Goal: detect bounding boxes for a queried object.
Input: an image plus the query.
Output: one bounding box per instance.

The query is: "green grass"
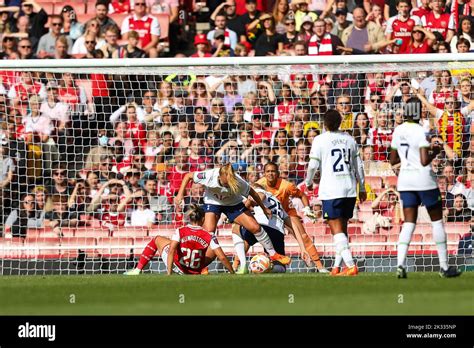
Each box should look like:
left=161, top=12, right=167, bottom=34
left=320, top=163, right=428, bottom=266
left=0, top=273, right=471, bottom=315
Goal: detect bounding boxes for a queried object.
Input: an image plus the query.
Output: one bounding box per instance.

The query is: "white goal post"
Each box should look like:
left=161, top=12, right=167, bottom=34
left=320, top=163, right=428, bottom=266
left=0, top=54, right=473, bottom=274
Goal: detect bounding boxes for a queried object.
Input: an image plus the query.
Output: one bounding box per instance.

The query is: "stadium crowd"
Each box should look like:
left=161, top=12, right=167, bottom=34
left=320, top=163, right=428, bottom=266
left=1, top=0, right=474, bottom=242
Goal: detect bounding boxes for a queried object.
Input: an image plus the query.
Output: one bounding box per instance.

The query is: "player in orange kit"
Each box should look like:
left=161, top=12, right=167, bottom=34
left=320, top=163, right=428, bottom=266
left=256, top=162, right=329, bottom=273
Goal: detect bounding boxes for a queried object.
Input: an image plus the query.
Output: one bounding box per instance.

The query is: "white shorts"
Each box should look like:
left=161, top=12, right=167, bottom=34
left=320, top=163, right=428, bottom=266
left=161, top=244, right=184, bottom=275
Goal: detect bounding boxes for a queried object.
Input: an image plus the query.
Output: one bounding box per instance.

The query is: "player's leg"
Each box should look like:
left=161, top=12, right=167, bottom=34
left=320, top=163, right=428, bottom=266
left=232, top=209, right=291, bottom=265
left=331, top=217, right=349, bottom=275
left=231, top=224, right=251, bottom=273
left=202, top=204, right=223, bottom=233
left=289, top=213, right=327, bottom=272
left=423, top=189, right=462, bottom=278
left=324, top=198, right=358, bottom=276
left=397, top=192, right=420, bottom=278
left=124, top=236, right=170, bottom=275
left=263, top=226, right=286, bottom=273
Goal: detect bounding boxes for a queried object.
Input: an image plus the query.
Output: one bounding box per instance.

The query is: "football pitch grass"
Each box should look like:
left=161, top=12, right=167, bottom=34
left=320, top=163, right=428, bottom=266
left=0, top=272, right=472, bottom=315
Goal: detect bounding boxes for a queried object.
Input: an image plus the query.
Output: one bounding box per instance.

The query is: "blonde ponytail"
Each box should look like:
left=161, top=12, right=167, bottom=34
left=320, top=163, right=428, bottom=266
left=219, top=163, right=240, bottom=194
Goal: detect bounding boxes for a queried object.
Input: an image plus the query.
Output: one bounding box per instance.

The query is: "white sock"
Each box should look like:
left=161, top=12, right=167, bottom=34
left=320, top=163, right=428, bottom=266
left=397, top=222, right=416, bottom=267
left=432, top=219, right=448, bottom=271
left=334, top=232, right=354, bottom=267
left=334, top=252, right=343, bottom=268
left=232, top=233, right=247, bottom=268
left=254, top=228, right=276, bottom=256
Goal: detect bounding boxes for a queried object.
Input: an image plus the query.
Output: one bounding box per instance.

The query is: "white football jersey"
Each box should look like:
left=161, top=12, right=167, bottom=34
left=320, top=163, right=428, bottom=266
left=252, top=188, right=288, bottom=233
left=308, top=131, right=362, bottom=200
left=193, top=168, right=250, bottom=206
left=391, top=122, right=438, bottom=191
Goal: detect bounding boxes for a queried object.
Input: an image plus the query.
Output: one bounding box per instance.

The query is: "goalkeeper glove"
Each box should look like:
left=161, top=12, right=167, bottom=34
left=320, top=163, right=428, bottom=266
left=303, top=206, right=317, bottom=223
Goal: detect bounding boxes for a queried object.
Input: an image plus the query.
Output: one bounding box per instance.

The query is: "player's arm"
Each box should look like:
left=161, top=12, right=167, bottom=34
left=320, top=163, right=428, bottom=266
left=305, top=156, right=320, bottom=189
left=214, top=246, right=235, bottom=274
left=174, top=172, right=194, bottom=206
left=352, top=145, right=366, bottom=202
left=167, top=240, right=179, bottom=275
left=389, top=148, right=400, bottom=166
left=284, top=216, right=312, bottom=265
left=420, top=144, right=441, bottom=166
left=249, top=187, right=272, bottom=219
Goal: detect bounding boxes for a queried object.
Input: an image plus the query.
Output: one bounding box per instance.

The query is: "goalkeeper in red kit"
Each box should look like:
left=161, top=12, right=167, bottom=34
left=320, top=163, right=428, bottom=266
left=124, top=204, right=234, bottom=275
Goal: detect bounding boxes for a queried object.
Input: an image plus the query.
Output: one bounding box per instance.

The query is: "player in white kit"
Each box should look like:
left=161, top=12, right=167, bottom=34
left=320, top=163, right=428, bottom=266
left=232, top=184, right=310, bottom=273
left=174, top=163, right=291, bottom=266
left=305, top=109, right=367, bottom=276
left=390, top=97, right=462, bottom=278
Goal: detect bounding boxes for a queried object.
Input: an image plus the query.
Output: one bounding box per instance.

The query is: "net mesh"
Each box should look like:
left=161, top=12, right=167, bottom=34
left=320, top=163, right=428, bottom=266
left=0, top=59, right=472, bottom=274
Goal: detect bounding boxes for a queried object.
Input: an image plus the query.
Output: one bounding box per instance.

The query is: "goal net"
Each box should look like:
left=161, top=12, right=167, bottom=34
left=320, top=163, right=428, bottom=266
left=0, top=55, right=473, bottom=274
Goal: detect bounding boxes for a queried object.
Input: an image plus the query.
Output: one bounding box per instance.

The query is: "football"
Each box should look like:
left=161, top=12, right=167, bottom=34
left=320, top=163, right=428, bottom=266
left=248, top=254, right=271, bottom=274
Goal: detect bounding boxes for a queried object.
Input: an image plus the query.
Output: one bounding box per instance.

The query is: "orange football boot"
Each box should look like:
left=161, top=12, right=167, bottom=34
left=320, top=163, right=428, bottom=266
left=270, top=253, right=291, bottom=265
left=330, top=267, right=341, bottom=276
left=335, top=265, right=358, bottom=276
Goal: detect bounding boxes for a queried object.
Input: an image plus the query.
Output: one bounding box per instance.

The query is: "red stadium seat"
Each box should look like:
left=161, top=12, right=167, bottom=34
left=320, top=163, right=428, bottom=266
left=26, top=228, right=63, bottom=239
left=386, top=234, right=422, bottom=251
left=444, top=222, right=470, bottom=235
left=24, top=237, right=61, bottom=259
left=357, top=210, right=373, bottom=222
left=75, top=227, right=111, bottom=238
left=0, top=237, right=24, bottom=259
left=378, top=224, right=401, bottom=235
left=76, top=13, right=94, bottom=24
left=313, top=235, right=334, bottom=253
left=96, top=237, right=134, bottom=258
left=365, top=176, right=383, bottom=190
left=413, top=223, right=432, bottom=235
left=60, top=237, right=96, bottom=258
left=347, top=224, right=362, bottom=235
left=110, top=13, right=129, bottom=28
left=112, top=227, right=149, bottom=237
left=132, top=237, right=150, bottom=257
left=148, top=227, right=175, bottom=238
left=305, top=223, right=327, bottom=236
left=349, top=235, right=386, bottom=254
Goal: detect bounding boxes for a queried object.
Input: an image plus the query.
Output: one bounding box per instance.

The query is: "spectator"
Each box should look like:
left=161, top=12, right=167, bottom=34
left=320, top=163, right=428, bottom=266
left=94, top=0, right=118, bottom=36
left=369, top=110, right=392, bottom=161
left=47, top=163, right=71, bottom=197
left=36, top=15, right=73, bottom=59
left=417, top=91, right=474, bottom=158
left=52, top=35, right=71, bottom=59
left=9, top=15, right=32, bottom=45
left=20, top=0, right=48, bottom=51
left=109, top=0, right=131, bottom=14
left=341, top=7, right=387, bottom=54
left=71, top=19, right=105, bottom=56
left=252, top=13, right=284, bottom=56
left=447, top=194, right=472, bottom=222
left=420, top=0, right=455, bottom=43
left=332, top=8, right=350, bottom=39
left=4, top=193, right=44, bottom=237
left=450, top=17, right=474, bottom=53
left=61, top=5, right=84, bottom=41
left=365, top=3, right=383, bottom=27
left=406, top=25, right=436, bottom=54
left=207, top=12, right=238, bottom=50
left=308, top=18, right=343, bottom=55
left=155, top=130, right=174, bottom=164
left=230, top=0, right=260, bottom=43
left=335, top=94, right=355, bottom=131
left=121, top=0, right=160, bottom=58
left=384, top=0, right=421, bottom=54
left=117, top=29, right=146, bottom=58
left=212, top=1, right=238, bottom=28
left=190, top=33, right=212, bottom=58
left=273, top=0, right=290, bottom=34
left=412, top=0, right=431, bottom=19
left=281, top=15, right=298, bottom=50
left=293, top=0, right=318, bottom=32
left=297, top=15, right=314, bottom=44
left=16, top=37, right=35, bottom=59
left=141, top=90, right=160, bottom=123
left=370, top=186, right=404, bottom=225
left=352, top=112, right=371, bottom=146
left=100, top=25, right=120, bottom=58
left=0, top=35, right=17, bottom=59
